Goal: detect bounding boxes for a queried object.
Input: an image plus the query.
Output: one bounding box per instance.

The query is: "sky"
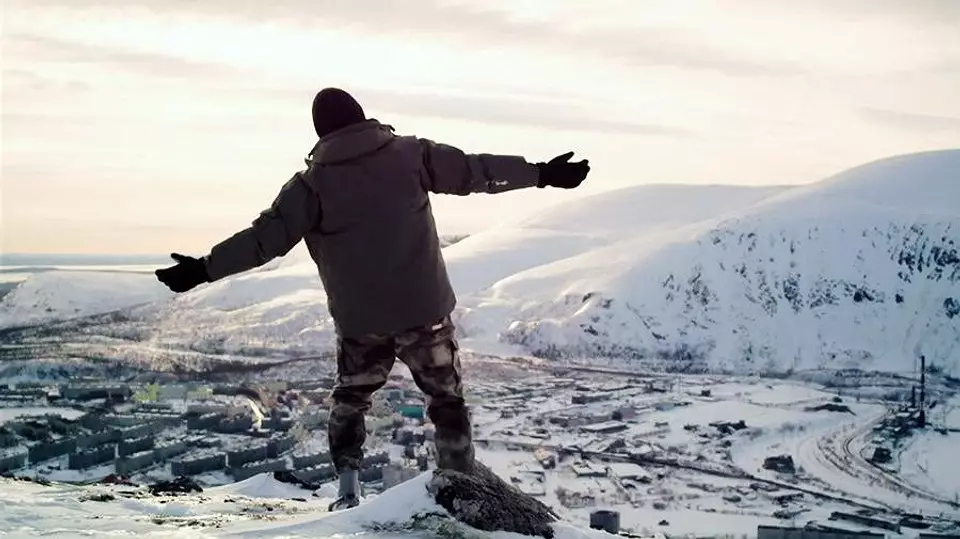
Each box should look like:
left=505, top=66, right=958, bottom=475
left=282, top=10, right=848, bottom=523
left=3, top=0, right=960, bottom=255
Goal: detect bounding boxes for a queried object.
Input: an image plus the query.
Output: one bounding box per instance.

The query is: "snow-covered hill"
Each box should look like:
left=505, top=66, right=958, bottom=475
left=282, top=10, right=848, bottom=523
left=2, top=150, right=957, bottom=376
left=0, top=270, right=172, bottom=328
left=492, top=150, right=960, bottom=374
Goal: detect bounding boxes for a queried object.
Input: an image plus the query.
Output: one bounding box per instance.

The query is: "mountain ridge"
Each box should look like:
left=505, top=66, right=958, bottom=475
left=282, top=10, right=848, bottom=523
left=1, top=150, right=957, bottom=376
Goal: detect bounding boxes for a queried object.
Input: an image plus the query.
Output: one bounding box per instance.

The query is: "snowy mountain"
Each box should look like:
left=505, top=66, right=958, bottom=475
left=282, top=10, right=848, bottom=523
left=492, top=150, right=960, bottom=374
left=1, top=150, right=957, bottom=376
left=0, top=269, right=172, bottom=329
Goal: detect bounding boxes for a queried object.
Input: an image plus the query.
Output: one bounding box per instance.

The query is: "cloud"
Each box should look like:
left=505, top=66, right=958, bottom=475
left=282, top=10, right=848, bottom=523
left=5, top=32, right=252, bottom=82
left=362, top=88, right=693, bottom=137
left=13, top=0, right=795, bottom=77
left=795, top=0, right=960, bottom=26
left=262, top=86, right=693, bottom=138
left=860, top=107, right=960, bottom=133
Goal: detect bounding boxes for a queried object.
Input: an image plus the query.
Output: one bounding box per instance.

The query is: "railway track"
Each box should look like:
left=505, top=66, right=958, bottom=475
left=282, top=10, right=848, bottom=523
left=813, top=410, right=959, bottom=512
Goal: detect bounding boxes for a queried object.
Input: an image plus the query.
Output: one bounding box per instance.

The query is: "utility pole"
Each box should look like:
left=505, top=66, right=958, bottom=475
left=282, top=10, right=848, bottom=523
left=919, top=354, right=927, bottom=428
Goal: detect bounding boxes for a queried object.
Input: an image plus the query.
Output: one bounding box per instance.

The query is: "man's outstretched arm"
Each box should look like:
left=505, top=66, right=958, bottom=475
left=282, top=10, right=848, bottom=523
left=418, top=138, right=590, bottom=195
left=156, top=170, right=321, bottom=293
left=203, top=171, right=321, bottom=281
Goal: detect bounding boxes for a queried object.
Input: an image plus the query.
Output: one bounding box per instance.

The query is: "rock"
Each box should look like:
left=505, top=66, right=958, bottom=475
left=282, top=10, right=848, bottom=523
left=272, top=470, right=321, bottom=491
left=149, top=476, right=202, bottom=496
left=427, top=460, right=558, bottom=538
left=80, top=492, right=115, bottom=502
left=101, top=474, right=135, bottom=486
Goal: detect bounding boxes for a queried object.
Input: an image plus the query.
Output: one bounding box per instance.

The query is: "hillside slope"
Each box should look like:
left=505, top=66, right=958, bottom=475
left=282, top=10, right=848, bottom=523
left=0, top=270, right=171, bottom=328
left=489, top=150, right=960, bottom=373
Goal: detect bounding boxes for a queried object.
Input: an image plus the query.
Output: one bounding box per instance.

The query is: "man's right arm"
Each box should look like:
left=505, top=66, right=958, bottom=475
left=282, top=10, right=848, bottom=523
left=417, top=138, right=540, bottom=195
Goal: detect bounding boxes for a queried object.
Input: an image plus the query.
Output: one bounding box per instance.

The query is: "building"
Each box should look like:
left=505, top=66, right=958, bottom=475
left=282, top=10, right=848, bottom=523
left=187, top=413, right=222, bottom=431
left=764, top=455, right=797, bottom=474
left=607, top=462, right=652, bottom=483
left=214, top=414, right=254, bottom=434
left=0, top=425, right=20, bottom=447
left=829, top=512, right=901, bottom=532
left=228, top=443, right=270, bottom=467
left=362, top=451, right=390, bottom=467
left=267, top=435, right=297, bottom=458
left=292, top=451, right=329, bottom=469
left=294, top=464, right=336, bottom=483
left=157, top=385, right=190, bottom=401
left=612, top=406, right=637, bottom=421
left=359, top=465, right=383, bottom=482
left=60, top=384, right=132, bottom=402
left=28, top=438, right=78, bottom=463
left=399, top=402, right=425, bottom=420
left=231, top=458, right=288, bottom=481
left=118, top=436, right=154, bottom=457
left=571, top=461, right=607, bottom=477
left=382, top=462, right=421, bottom=489
left=0, top=450, right=27, bottom=473
left=69, top=445, right=115, bottom=470
left=589, top=510, right=620, bottom=535
left=572, top=393, right=608, bottom=405
left=186, top=403, right=229, bottom=416
left=580, top=421, right=629, bottom=435
left=154, top=441, right=189, bottom=462
left=116, top=450, right=156, bottom=475
left=171, top=452, right=226, bottom=476
left=393, top=428, right=415, bottom=445
left=758, top=525, right=884, bottom=539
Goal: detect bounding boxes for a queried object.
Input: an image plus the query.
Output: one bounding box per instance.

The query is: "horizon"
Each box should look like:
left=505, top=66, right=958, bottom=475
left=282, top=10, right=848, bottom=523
left=4, top=0, right=960, bottom=254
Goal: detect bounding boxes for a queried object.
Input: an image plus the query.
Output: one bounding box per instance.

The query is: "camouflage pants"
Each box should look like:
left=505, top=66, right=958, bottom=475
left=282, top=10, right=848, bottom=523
left=328, top=315, right=475, bottom=474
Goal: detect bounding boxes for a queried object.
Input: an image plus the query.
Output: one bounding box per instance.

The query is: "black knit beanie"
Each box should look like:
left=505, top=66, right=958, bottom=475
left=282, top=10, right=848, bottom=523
left=312, top=88, right=365, bottom=138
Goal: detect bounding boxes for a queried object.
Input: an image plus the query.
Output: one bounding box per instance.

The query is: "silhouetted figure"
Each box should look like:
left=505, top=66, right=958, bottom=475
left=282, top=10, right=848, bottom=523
left=155, top=87, right=590, bottom=510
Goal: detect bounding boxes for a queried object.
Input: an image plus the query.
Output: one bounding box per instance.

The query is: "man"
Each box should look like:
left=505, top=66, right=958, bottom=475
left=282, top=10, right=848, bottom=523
left=155, top=88, right=590, bottom=510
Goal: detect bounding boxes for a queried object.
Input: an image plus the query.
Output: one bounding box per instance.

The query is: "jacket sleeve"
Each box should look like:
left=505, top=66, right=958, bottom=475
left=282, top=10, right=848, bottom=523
left=418, top=137, right=540, bottom=195
left=202, top=170, right=321, bottom=281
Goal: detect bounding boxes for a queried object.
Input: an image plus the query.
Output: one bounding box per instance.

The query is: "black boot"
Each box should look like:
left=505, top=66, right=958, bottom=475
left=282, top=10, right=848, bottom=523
left=328, top=469, right=361, bottom=511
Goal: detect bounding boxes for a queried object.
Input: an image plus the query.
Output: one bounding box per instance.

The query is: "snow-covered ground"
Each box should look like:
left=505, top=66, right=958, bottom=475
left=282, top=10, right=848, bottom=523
left=0, top=471, right=618, bottom=539
left=1, top=370, right=957, bottom=537
left=899, top=431, right=960, bottom=503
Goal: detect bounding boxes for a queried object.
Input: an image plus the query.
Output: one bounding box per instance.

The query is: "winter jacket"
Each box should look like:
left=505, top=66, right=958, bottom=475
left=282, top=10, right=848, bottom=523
left=201, top=119, right=539, bottom=338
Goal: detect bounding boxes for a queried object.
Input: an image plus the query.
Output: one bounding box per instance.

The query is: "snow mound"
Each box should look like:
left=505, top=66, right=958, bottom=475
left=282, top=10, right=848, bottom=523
left=208, top=472, right=314, bottom=500
left=0, top=270, right=172, bottom=329
left=219, top=471, right=610, bottom=539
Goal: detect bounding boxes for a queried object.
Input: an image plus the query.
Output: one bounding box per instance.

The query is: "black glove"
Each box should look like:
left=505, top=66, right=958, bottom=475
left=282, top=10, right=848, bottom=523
left=536, top=151, right=590, bottom=189
left=155, top=253, right=211, bottom=293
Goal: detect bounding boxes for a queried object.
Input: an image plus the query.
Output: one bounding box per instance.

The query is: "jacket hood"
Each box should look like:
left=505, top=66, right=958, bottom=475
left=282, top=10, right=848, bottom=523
left=308, top=119, right=396, bottom=165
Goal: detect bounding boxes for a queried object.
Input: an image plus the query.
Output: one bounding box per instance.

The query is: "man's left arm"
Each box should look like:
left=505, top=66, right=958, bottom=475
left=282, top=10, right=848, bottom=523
left=203, top=170, right=321, bottom=281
